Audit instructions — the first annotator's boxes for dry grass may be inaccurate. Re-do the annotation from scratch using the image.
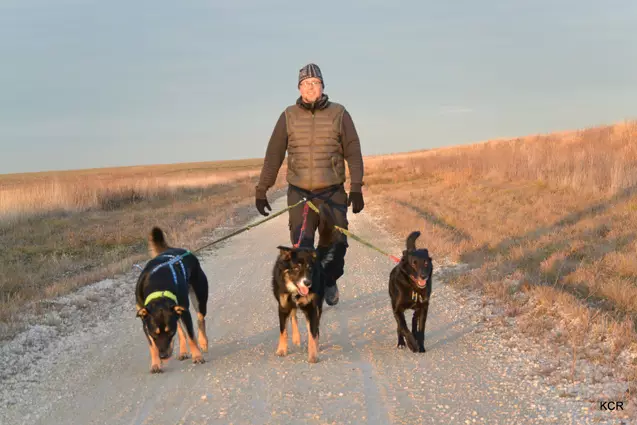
[0,158,287,339]
[0,158,265,219]
[364,119,637,380]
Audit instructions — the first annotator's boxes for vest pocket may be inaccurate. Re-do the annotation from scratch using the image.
[331,156,344,178]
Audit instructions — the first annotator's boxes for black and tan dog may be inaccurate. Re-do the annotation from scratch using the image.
[135,227,209,373]
[388,231,433,353]
[271,203,335,363]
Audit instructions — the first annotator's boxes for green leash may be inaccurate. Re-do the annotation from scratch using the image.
[304,200,401,264]
[189,198,306,254]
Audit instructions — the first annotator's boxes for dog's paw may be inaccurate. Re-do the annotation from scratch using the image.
[406,335,419,353]
[418,346,426,353]
[150,364,163,374]
[178,353,191,361]
[307,354,319,364]
[192,356,205,365]
[397,341,406,349]
[198,337,208,353]
[275,347,287,357]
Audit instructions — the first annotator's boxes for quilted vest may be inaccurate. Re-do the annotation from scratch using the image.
[284,102,346,191]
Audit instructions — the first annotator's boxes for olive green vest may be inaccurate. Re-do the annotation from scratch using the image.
[284,102,346,191]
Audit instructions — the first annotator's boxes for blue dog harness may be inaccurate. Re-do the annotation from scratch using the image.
[137,250,193,308]
[149,250,192,286]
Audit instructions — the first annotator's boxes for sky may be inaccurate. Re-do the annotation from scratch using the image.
[1,0,636,174]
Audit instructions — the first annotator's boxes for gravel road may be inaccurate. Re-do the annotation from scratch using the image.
[0,196,630,424]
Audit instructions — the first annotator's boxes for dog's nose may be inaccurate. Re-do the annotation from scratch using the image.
[303,278,312,287]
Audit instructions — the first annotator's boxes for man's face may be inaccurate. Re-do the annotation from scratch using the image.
[299,77,323,103]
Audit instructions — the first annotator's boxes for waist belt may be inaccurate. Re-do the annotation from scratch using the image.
[289,184,347,213]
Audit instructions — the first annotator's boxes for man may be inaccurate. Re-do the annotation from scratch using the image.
[255,63,365,306]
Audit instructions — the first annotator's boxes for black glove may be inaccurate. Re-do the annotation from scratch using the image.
[348,191,364,214]
[256,197,272,216]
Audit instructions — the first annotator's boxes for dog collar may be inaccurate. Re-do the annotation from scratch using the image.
[144,290,178,306]
[411,291,426,304]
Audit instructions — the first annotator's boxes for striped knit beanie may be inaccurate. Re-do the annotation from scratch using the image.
[298,63,324,87]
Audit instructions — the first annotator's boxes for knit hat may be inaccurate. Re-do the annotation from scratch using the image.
[298,63,324,87]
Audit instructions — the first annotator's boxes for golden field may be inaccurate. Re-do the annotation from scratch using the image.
[364,120,637,386]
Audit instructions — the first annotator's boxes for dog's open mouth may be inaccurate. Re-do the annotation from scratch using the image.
[412,277,428,288]
[296,282,310,296]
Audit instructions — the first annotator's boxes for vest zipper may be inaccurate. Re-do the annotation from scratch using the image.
[309,110,315,190]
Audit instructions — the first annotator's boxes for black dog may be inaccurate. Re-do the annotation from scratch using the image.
[135,227,209,373]
[271,203,335,363]
[388,231,433,353]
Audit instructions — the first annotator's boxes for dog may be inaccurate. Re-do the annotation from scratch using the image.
[135,227,209,373]
[271,203,335,363]
[388,231,433,353]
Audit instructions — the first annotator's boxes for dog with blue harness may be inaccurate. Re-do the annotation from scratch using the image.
[135,227,209,373]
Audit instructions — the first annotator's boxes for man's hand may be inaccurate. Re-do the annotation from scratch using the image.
[348,192,364,214]
[256,197,272,216]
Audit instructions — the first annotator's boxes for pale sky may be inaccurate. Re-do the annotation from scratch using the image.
[1,0,636,174]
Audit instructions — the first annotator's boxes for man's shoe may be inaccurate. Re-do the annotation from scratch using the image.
[325,283,339,306]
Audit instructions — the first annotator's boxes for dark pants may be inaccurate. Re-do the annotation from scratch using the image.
[287,184,349,285]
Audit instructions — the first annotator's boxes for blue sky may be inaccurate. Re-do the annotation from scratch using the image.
[1,0,636,174]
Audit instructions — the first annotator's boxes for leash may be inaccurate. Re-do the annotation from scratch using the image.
[303,199,428,288]
[303,200,402,264]
[134,196,404,273]
[133,198,307,271]
[293,202,311,248]
[189,198,306,255]
[331,220,428,289]
[334,225,401,264]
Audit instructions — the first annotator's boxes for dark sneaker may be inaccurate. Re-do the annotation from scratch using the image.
[325,283,339,306]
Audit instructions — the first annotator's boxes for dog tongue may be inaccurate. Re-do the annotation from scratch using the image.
[417,279,427,288]
[297,284,309,296]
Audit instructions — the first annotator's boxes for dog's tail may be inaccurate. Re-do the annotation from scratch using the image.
[406,231,421,251]
[148,226,169,258]
[317,203,336,247]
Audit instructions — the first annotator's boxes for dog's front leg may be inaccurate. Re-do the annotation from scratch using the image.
[290,308,301,346]
[276,307,292,356]
[180,313,205,364]
[146,335,163,373]
[149,342,163,373]
[393,309,418,352]
[305,305,320,364]
[197,313,208,353]
[416,303,430,353]
[143,326,163,373]
[411,311,418,339]
[177,322,190,360]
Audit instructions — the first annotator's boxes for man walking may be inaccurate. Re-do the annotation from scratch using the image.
[255,63,365,306]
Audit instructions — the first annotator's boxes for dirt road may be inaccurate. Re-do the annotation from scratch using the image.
[0,196,626,424]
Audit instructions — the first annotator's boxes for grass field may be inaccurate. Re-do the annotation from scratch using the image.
[0,158,287,339]
[363,119,637,384]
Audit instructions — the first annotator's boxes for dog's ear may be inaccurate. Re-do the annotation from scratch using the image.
[136,308,148,318]
[174,305,185,315]
[277,246,293,261]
